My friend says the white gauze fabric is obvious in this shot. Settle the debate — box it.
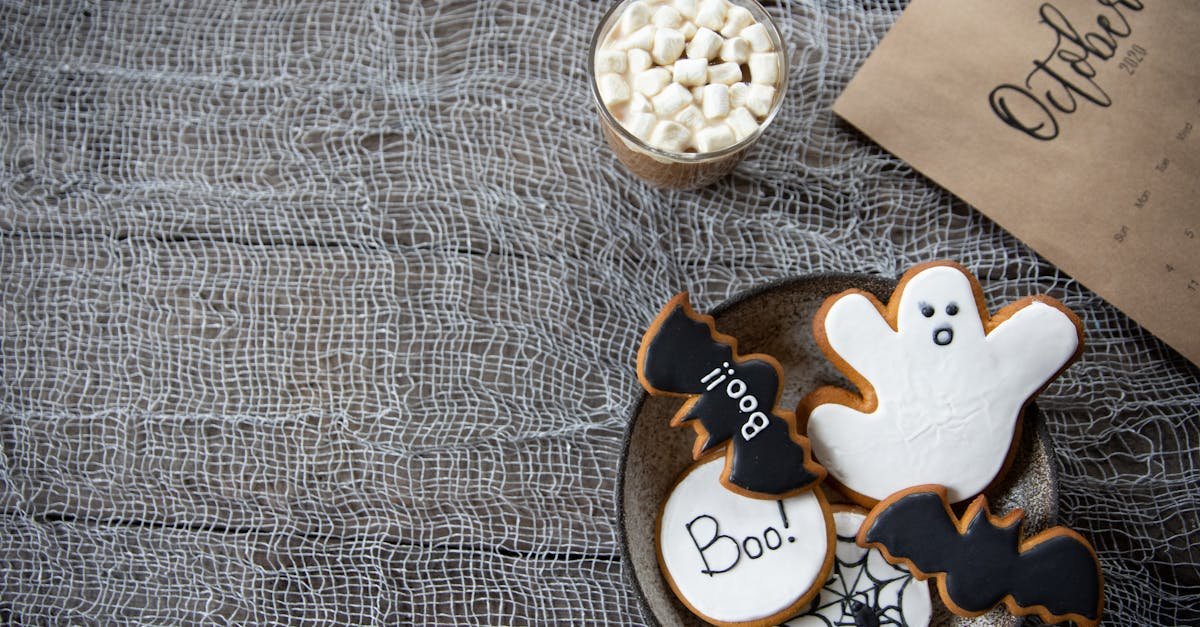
[0,0,1196,624]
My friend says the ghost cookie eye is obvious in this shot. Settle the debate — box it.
[920,303,935,317]
[946,302,959,316]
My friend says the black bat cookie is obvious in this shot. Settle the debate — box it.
[858,485,1103,626]
[637,293,825,499]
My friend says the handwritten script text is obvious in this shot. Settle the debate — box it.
[988,0,1145,140]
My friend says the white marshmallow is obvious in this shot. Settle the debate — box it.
[652,82,694,115]
[625,111,659,141]
[745,83,775,117]
[598,74,631,106]
[652,5,683,28]
[691,86,705,102]
[749,51,779,85]
[695,0,727,31]
[719,37,750,63]
[729,81,749,107]
[686,27,723,60]
[633,67,672,96]
[621,1,653,34]
[649,120,691,152]
[627,48,653,73]
[681,21,698,40]
[629,92,654,113]
[673,0,698,19]
[741,22,772,51]
[726,107,759,140]
[720,6,755,38]
[675,104,706,130]
[702,83,730,119]
[695,124,737,152]
[621,25,656,51]
[652,28,686,65]
[595,50,628,75]
[707,61,742,85]
[672,58,709,86]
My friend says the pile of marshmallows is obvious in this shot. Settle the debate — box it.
[595,0,782,154]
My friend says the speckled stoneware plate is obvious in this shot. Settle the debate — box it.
[617,273,1060,627]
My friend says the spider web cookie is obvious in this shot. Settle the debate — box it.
[784,508,931,627]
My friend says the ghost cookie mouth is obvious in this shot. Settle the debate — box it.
[933,325,954,346]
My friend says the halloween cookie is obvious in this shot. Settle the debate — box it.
[658,456,835,627]
[858,485,1104,626]
[639,292,825,499]
[784,507,932,627]
[799,261,1083,506]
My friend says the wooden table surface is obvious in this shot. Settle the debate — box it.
[0,1,1196,624]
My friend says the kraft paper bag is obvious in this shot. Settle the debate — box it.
[834,0,1199,366]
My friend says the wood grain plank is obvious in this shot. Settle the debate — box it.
[0,514,640,624]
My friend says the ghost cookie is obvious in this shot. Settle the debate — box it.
[857,485,1104,626]
[799,261,1083,506]
[658,456,835,627]
[784,507,932,627]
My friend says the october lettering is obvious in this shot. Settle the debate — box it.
[988,0,1144,140]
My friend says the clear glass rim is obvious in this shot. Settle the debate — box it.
[587,0,790,163]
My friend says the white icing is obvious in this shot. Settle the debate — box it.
[783,511,932,627]
[659,457,830,624]
[807,265,1080,503]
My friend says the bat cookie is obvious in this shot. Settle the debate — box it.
[857,485,1104,626]
[799,260,1083,506]
[784,507,932,627]
[638,292,826,499]
[658,456,835,627]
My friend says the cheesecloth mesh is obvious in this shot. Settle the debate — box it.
[1,0,1196,624]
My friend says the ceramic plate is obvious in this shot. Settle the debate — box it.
[617,273,1060,627]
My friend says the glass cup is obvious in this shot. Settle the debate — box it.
[589,0,788,190]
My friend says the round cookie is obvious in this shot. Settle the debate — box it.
[657,455,835,626]
[784,507,932,627]
[799,260,1083,506]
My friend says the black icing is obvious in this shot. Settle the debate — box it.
[680,358,779,452]
[639,300,821,496]
[932,325,954,346]
[863,490,1101,620]
[919,303,935,318]
[850,601,881,627]
[946,302,959,316]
